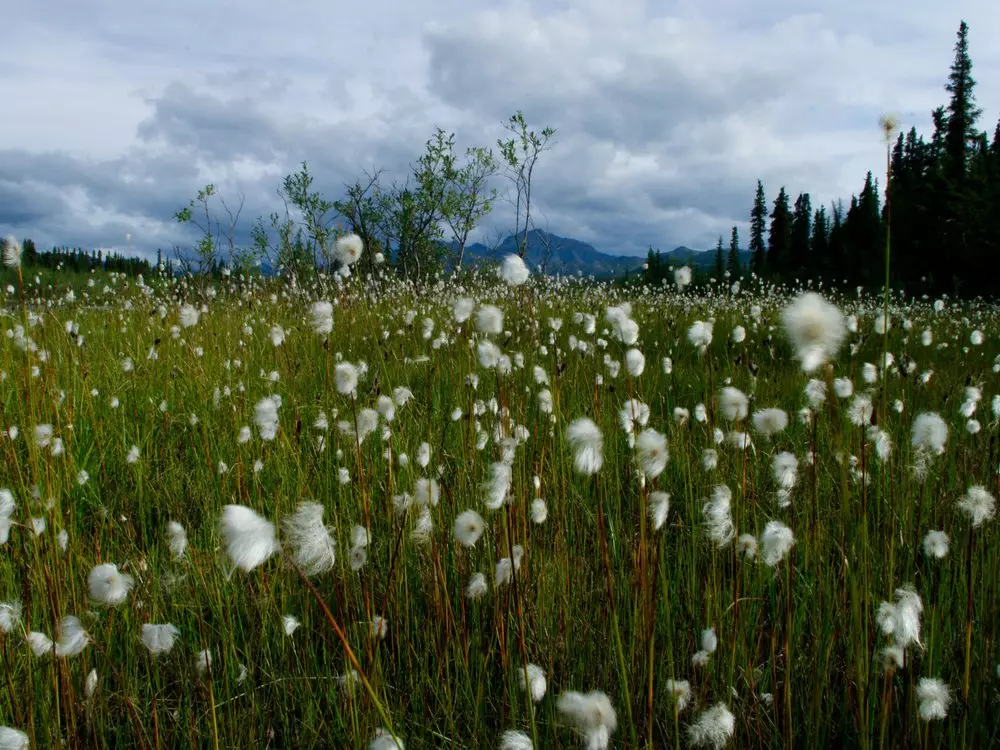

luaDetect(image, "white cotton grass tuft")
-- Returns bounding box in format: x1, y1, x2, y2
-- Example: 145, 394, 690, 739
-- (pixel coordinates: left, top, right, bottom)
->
635, 429, 668, 479
167, 521, 187, 560
760, 521, 795, 566
718, 387, 748, 422
688, 320, 713, 353
494, 546, 524, 588
466, 572, 488, 599
310, 301, 334, 335
482, 463, 513, 511
702, 485, 736, 548
88, 563, 135, 606
781, 292, 846, 373
476, 305, 504, 335
220, 505, 279, 573
254, 396, 280, 441
333, 233, 364, 266
666, 679, 692, 712
282, 615, 301, 637
916, 677, 951, 721
334, 362, 359, 395
500, 730, 533, 750
499, 254, 530, 286
454, 510, 486, 547
648, 491, 670, 531
751, 408, 788, 437
922, 531, 949, 559
687, 703, 736, 749
957, 485, 995, 527
530, 498, 548, 524
674, 265, 692, 289
625, 348, 645, 377
142, 623, 180, 656
518, 663, 547, 702
0, 600, 23, 633
282, 502, 337, 576
369, 728, 404, 750
0, 726, 29, 749
566, 417, 603, 475
1, 237, 22, 268
556, 690, 617, 749
0, 488, 14, 544
877, 585, 923, 654
54, 615, 90, 658
911, 412, 948, 456
26, 631, 53, 657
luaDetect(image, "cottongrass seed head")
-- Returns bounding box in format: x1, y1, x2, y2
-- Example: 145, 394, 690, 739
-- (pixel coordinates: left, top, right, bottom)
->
687, 703, 736, 749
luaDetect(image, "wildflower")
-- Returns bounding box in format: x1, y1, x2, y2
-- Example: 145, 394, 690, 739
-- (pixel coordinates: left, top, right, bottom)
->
466, 572, 488, 599
282, 615, 300, 637
737, 534, 758, 560
414, 478, 440, 507
848, 395, 873, 426
54, 616, 90, 657
0, 600, 23, 633
254, 396, 280, 440
282, 503, 336, 576
619, 399, 650, 434
877, 586, 923, 652
731, 325, 746, 344
760, 521, 795, 566
957, 485, 995, 527
453, 297, 475, 323
703, 486, 735, 547
804, 379, 826, 408
334, 362, 359, 395
142, 623, 180, 655
88, 563, 135, 606
702, 449, 718, 471
0, 727, 29, 749
26, 632, 53, 657
219, 505, 279, 573
625, 348, 645, 376
922, 531, 949, 559
719, 387, 748, 421
911, 413, 948, 455
85, 668, 98, 699
686, 703, 736, 749
476, 305, 504, 335
916, 678, 951, 721
454, 510, 486, 547
674, 266, 692, 289
518, 663, 547, 702
648, 491, 670, 531
500, 731, 533, 750
635, 429, 668, 479
566, 418, 603, 475
495, 546, 524, 587
310, 301, 334, 335
195, 649, 212, 676
499, 254, 530, 286
781, 292, 846, 372
166, 521, 187, 560
1, 237, 21, 268
688, 320, 713, 352
0, 489, 14, 545
666, 679, 692, 712
179, 304, 199, 328
369, 728, 404, 750
557, 690, 617, 749
334, 233, 364, 266
752, 408, 788, 437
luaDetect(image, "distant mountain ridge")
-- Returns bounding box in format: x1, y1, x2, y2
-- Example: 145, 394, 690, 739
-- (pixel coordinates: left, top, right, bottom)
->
458, 229, 750, 277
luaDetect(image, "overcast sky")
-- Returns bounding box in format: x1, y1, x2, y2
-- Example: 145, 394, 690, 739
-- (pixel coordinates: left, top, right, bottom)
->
2, 0, 999, 260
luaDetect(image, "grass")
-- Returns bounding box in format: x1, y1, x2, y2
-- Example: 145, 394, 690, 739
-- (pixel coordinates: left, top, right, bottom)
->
0, 266, 998, 749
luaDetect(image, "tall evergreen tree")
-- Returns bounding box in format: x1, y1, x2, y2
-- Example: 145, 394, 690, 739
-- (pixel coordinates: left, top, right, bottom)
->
713, 235, 725, 281
727, 226, 741, 279
944, 20, 983, 182
749, 180, 767, 276
810, 206, 828, 273
767, 187, 791, 274
790, 192, 812, 275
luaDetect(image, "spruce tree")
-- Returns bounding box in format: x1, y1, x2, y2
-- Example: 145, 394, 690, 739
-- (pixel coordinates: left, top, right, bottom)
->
810, 206, 828, 274
790, 192, 812, 275
945, 21, 982, 182
767, 187, 791, 274
713, 235, 725, 282
749, 180, 767, 276
727, 226, 741, 280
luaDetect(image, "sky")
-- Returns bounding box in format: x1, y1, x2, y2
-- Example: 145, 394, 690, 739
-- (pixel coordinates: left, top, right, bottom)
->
2, 0, 999, 261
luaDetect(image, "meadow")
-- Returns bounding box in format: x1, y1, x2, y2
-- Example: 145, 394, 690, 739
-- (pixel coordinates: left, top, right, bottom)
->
0, 241, 998, 749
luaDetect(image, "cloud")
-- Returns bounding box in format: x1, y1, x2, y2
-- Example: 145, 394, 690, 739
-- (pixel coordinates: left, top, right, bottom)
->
1, 0, 998, 259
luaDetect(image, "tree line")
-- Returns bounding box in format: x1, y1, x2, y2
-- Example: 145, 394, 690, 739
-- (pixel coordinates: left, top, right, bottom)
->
643, 21, 999, 299
10, 238, 152, 277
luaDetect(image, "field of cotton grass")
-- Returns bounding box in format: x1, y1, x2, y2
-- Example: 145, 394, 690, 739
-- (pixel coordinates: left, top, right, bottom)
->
1, 235, 999, 749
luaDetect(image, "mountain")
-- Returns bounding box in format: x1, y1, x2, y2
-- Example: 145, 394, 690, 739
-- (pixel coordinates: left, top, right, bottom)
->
456, 229, 751, 278
459, 230, 643, 278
